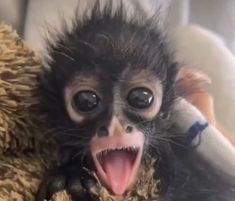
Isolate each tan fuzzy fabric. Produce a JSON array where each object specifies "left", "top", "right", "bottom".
[
  {"left": 50, "top": 191, "right": 72, "bottom": 201},
  {"left": 0, "top": 23, "right": 43, "bottom": 153},
  {"left": 0, "top": 155, "right": 47, "bottom": 201},
  {"left": 0, "top": 23, "right": 57, "bottom": 201},
  {"left": 0, "top": 23, "right": 160, "bottom": 201}
]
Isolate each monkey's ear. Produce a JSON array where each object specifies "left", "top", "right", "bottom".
[{"left": 176, "top": 67, "right": 211, "bottom": 98}]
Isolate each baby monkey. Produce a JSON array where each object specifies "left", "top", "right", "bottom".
[{"left": 37, "top": 1, "right": 234, "bottom": 201}]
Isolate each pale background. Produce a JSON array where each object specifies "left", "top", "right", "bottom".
[{"left": 1, "top": 0, "right": 235, "bottom": 52}]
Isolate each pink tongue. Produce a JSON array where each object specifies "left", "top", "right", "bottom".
[{"left": 103, "top": 151, "right": 133, "bottom": 195}]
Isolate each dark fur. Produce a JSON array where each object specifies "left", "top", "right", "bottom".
[{"left": 38, "top": 1, "right": 234, "bottom": 201}]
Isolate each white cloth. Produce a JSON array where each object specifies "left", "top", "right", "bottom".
[{"left": 170, "top": 25, "right": 235, "bottom": 133}]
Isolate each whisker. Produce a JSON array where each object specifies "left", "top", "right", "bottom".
[
  {"left": 72, "top": 148, "right": 89, "bottom": 164},
  {"left": 43, "top": 126, "right": 88, "bottom": 138},
  {"left": 61, "top": 139, "right": 89, "bottom": 147},
  {"left": 148, "top": 135, "right": 186, "bottom": 148},
  {"left": 44, "top": 130, "right": 91, "bottom": 144},
  {"left": 53, "top": 50, "right": 77, "bottom": 63}
]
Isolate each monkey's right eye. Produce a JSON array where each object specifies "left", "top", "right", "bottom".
[{"left": 73, "top": 90, "right": 100, "bottom": 112}]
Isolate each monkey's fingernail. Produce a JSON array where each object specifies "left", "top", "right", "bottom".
[
  {"left": 49, "top": 175, "right": 66, "bottom": 195},
  {"left": 68, "top": 177, "right": 83, "bottom": 195}
]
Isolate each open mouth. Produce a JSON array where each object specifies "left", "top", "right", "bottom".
[{"left": 92, "top": 145, "right": 143, "bottom": 196}]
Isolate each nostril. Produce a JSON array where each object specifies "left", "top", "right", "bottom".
[
  {"left": 97, "top": 126, "right": 109, "bottom": 137},
  {"left": 125, "top": 125, "right": 133, "bottom": 133}
]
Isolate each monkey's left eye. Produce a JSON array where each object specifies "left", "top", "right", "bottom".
[
  {"left": 73, "top": 90, "right": 100, "bottom": 112},
  {"left": 127, "top": 87, "right": 154, "bottom": 109}
]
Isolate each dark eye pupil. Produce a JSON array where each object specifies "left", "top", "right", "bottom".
[
  {"left": 73, "top": 91, "right": 99, "bottom": 112},
  {"left": 127, "top": 87, "right": 153, "bottom": 109}
]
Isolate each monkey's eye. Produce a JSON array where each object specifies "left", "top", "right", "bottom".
[
  {"left": 73, "top": 90, "right": 100, "bottom": 112},
  {"left": 127, "top": 87, "right": 154, "bottom": 109}
]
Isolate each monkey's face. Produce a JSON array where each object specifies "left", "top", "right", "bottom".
[{"left": 64, "top": 67, "right": 163, "bottom": 195}]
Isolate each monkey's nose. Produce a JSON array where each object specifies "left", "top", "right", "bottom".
[
  {"left": 97, "top": 117, "right": 134, "bottom": 137},
  {"left": 105, "top": 116, "right": 134, "bottom": 137},
  {"left": 125, "top": 125, "right": 133, "bottom": 133}
]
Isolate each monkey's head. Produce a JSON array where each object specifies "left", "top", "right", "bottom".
[{"left": 41, "top": 2, "right": 178, "bottom": 196}]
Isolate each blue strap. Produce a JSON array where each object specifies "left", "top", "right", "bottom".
[{"left": 187, "top": 121, "right": 209, "bottom": 143}]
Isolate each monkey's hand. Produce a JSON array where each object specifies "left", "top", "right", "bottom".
[{"left": 36, "top": 160, "right": 97, "bottom": 201}]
